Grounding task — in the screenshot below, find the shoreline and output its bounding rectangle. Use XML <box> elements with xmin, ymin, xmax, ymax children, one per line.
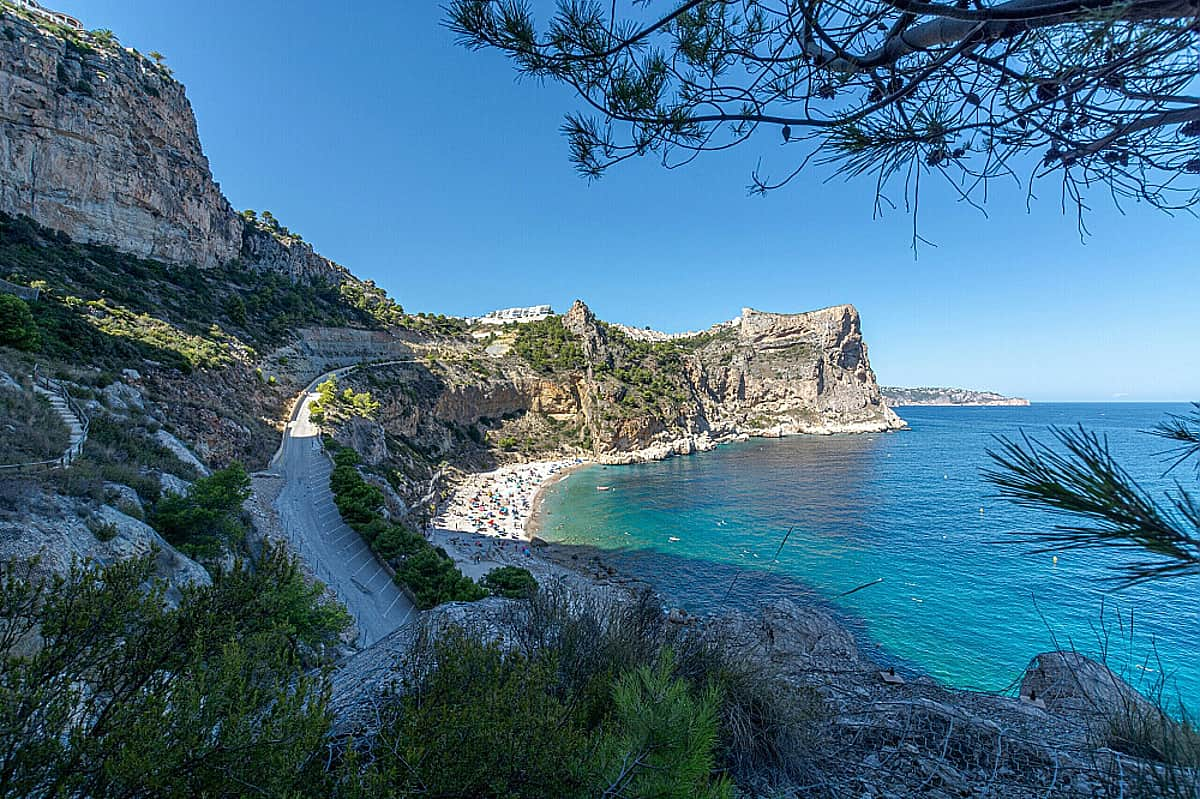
<box><xmin>431</xmin><ymin>458</ymin><xmax>590</xmax><ymax>543</ymax></box>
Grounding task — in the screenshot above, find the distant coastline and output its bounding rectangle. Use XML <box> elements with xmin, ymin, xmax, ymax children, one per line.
<box><xmin>882</xmin><ymin>386</ymin><xmax>1030</xmax><ymax>407</ymax></box>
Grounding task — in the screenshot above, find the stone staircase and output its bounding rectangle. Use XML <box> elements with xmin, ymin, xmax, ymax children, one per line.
<box><xmin>32</xmin><ymin>381</ymin><xmax>86</xmax><ymax>463</ymax></box>
<box><xmin>0</xmin><ymin>366</ymin><xmax>89</xmax><ymax>473</ymax></box>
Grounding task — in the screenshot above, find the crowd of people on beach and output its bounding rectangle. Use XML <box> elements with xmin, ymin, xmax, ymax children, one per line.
<box><xmin>432</xmin><ymin>459</ymin><xmax>581</xmax><ymax>540</ymax></box>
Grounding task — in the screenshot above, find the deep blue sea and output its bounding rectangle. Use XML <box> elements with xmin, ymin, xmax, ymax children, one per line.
<box><xmin>537</xmin><ymin>404</ymin><xmax>1199</xmax><ymax>710</ymax></box>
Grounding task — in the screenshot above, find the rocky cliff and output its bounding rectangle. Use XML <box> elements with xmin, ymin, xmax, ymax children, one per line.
<box><xmin>331</xmin><ymin>300</ymin><xmax>903</xmax><ymax>484</ymax></box>
<box><xmin>0</xmin><ymin>7</ymin><xmax>341</xmax><ymax>278</ymax></box>
<box><xmin>883</xmin><ymin>386</ymin><xmax>1031</xmax><ymax>407</ymax></box>
<box><xmin>560</xmin><ymin>300</ymin><xmax>904</xmax><ymax>460</ymax></box>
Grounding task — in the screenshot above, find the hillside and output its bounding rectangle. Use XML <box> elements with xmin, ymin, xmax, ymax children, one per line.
<box><xmin>883</xmin><ymin>386</ymin><xmax>1031</xmax><ymax>407</ymax></box>
<box><xmin>0</xmin><ymin>7</ymin><xmax>1190</xmax><ymax>799</ymax></box>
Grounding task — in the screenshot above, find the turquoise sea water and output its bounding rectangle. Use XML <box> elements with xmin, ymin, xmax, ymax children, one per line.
<box><xmin>537</xmin><ymin>404</ymin><xmax>1199</xmax><ymax>709</ymax></box>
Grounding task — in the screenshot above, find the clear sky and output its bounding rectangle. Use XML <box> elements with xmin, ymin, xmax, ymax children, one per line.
<box><xmin>53</xmin><ymin>0</ymin><xmax>1199</xmax><ymax>401</ymax></box>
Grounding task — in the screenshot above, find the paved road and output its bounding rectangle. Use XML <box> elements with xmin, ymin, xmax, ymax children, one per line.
<box><xmin>271</xmin><ymin>367</ymin><xmax>415</xmax><ymax>647</ymax></box>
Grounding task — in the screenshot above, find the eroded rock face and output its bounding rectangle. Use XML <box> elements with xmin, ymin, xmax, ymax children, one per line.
<box><xmin>564</xmin><ymin>300</ymin><xmax>904</xmax><ymax>459</ymax></box>
<box><xmin>690</xmin><ymin>305</ymin><xmax>905</xmax><ymax>436</ymax></box>
<box><xmin>0</xmin><ymin>13</ymin><xmax>342</xmax><ymax>279</ymax></box>
<box><xmin>0</xmin><ymin>490</ymin><xmax>210</xmax><ymax>605</ymax></box>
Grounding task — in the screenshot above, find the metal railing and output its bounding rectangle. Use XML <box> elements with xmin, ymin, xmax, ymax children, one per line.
<box><xmin>0</xmin><ymin>364</ymin><xmax>89</xmax><ymax>474</ymax></box>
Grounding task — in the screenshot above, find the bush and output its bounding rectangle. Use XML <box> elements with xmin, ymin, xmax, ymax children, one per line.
<box><xmin>150</xmin><ymin>462</ymin><xmax>251</xmax><ymax>558</ymax></box>
<box><xmin>482</xmin><ymin>565</ymin><xmax>539</xmax><ymax>599</ymax></box>
<box><xmin>357</xmin><ymin>630</ymin><xmax>732</xmax><ymax>799</ymax></box>
<box><xmin>395</xmin><ymin>547</ymin><xmax>487</xmax><ymax>609</ymax></box>
<box><xmin>311</xmin><ymin>375</ymin><xmax>379</xmax><ymax>423</ymax></box>
<box><xmin>0</xmin><ymin>546</ymin><xmax>347</xmax><ymax>797</ymax></box>
<box><xmin>0</xmin><ymin>294</ymin><xmax>40</xmax><ymax>351</ymax></box>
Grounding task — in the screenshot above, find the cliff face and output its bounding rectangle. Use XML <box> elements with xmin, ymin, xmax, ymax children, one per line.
<box><xmin>414</xmin><ymin>301</ymin><xmax>905</xmax><ymax>464</ymax></box>
<box><xmin>688</xmin><ymin>305</ymin><xmax>904</xmax><ymax>436</ymax></box>
<box><xmin>0</xmin><ymin>10</ymin><xmax>340</xmax><ymax>278</ymax></box>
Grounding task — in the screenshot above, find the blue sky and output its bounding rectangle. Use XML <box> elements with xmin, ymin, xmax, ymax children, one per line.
<box><xmin>54</xmin><ymin>0</ymin><xmax>1199</xmax><ymax>401</ymax></box>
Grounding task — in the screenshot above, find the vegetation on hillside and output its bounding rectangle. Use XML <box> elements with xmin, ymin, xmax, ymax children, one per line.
<box><xmin>0</xmin><ymin>295</ymin><xmax>39</xmax><ymax>351</ymax></box>
<box><xmin>150</xmin><ymin>463</ymin><xmax>253</xmax><ymax>559</ymax></box>
<box><xmin>482</xmin><ymin>564</ymin><xmax>539</xmax><ymax>598</ymax></box>
<box><xmin>0</xmin><ymin>557</ymin><xmax>823</xmax><ymax>798</ymax></box>
<box><xmin>0</xmin><ymin>379</ymin><xmax>68</xmax><ymax>464</ymax></box>
<box><xmin>596</xmin><ymin>323</ymin><xmax>694</xmax><ymax>409</ymax></box>
<box><xmin>309</xmin><ymin>375</ymin><xmax>380</xmax><ymax>425</ymax></box>
<box><xmin>0</xmin><ymin>212</ymin><xmax>453</xmax><ymax>376</ymax></box>
<box><xmin>357</xmin><ymin>630</ymin><xmax>732</xmax><ymax>798</ymax></box>
<box><xmin>0</xmin><ymin>547</ymin><xmax>349</xmax><ymax>798</ymax></box>
<box><xmin>512</xmin><ymin>316</ymin><xmax>585</xmax><ymax>372</ymax></box>
<box><xmin>326</xmin><ymin>443</ymin><xmax>486</xmax><ymax>608</ymax></box>
<box><xmin>46</xmin><ymin>409</ymin><xmax>201</xmax><ymax>507</ymax></box>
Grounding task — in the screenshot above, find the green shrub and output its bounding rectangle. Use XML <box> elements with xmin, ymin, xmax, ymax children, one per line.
<box><xmin>150</xmin><ymin>462</ymin><xmax>251</xmax><ymax>558</ymax></box>
<box><xmin>311</xmin><ymin>376</ymin><xmax>380</xmax><ymax>422</ymax></box>
<box><xmin>0</xmin><ymin>546</ymin><xmax>347</xmax><ymax>797</ymax></box>
<box><xmin>0</xmin><ymin>294</ymin><xmax>40</xmax><ymax>351</ymax></box>
<box><xmin>357</xmin><ymin>630</ymin><xmax>732</xmax><ymax>798</ymax></box>
<box><xmin>327</xmin><ymin>444</ymin><xmax>483</xmax><ymax>608</ymax></box>
<box><xmin>395</xmin><ymin>547</ymin><xmax>487</xmax><ymax>609</ymax></box>
<box><xmin>482</xmin><ymin>565</ymin><xmax>538</xmax><ymax>599</ymax></box>
<box><xmin>90</xmin><ymin>520</ymin><xmax>119</xmax><ymax>542</ymax></box>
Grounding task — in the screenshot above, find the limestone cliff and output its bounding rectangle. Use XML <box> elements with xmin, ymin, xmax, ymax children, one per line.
<box><xmin>0</xmin><ymin>7</ymin><xmax>341</xmax><ymax>278</ymax></box>
<box><xmin>882</xmin><ymin>386</ymin><xmax>1031</xmax><ymax>407</ymax></box>
<box><xmin>558</xmin><ymin>300</ymin><xmax>904</xmax><ymax>460</ymax></box>
<box><xmin>689</xmin><ymin>305</ymin><xmax>905</xmax><ymax>436</ymax></box>
<box><xmin>331</xmin><ymin>300</ymin><xmax>903</xmax><ymax>484</ymax></box>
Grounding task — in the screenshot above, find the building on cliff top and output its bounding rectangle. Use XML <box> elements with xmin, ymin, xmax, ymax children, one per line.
<box><xmin>8</xmin><ymin>0</ymin><xmax>82</xmax><ymax>29</ymax></box>
<box><xmin>469</xmin><ymin>306</ymin><xmax>554</xmax><ymax>326</ymax></box>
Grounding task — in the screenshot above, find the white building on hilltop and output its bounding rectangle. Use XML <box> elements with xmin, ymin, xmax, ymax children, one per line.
<box><xmin>469</xmin><ymin>305</ymin><xmax>554</xmax><ymax>326</ymax></box>
<box><xmin>9</xmin><ymin>0</ymin><xmax>83</xmax><ymax>29</ymax></box>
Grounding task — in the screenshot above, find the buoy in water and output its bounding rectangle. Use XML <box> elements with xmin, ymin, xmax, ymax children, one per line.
<box><xmin>1053</xmin><ymin>555</ymin><xmax>1059</xmax><ymax>565</ymax></box>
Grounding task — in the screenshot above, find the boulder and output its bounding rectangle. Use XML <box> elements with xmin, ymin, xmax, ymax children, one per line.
<box><xmin>154</xmin><ymin>429</ymin><xmax>211</xmax><ymax>476</ymax></box>
<box><xmin>1020</xmin><ymin>651</ymin><xmax>1159</xmax><ymax>721</ymax></box>
<box><xmin>0</xmin><ymin>492</ymin><xmax>210</xmax><ymax>605</ymax></box>
<box><xmin>102</xmin><ymin>381</ymin><xmax>145</xmax><ymax>412</ymax></box>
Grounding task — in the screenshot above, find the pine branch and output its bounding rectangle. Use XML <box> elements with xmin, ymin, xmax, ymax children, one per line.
<box><xmin>984</xmin><ymin>425</ymin><xmax>1200</xmax><ymax>586</ymax></box>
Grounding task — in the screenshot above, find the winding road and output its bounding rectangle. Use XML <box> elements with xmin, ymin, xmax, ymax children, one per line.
<box><xmin>270</xmin><ymin>366</ymin><xmax>415</xmax><ymax>647</ymax></box>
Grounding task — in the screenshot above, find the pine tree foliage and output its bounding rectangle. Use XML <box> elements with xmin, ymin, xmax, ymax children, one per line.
<box><xmin>448</xmin><ymin>0</ymin><xmax>1200</xmax><ymax>227</ymax></box>
<box><xmin>985</xmin><ymin>416</ymin><xmax>1200</xmax><ymax>585</ymax></box>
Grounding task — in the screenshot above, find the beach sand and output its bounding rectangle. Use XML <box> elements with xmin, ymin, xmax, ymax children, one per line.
<box><xmin>429</xmin><ymin>459</ymin><xmax>591</xmax><ymax>580</ymax></box>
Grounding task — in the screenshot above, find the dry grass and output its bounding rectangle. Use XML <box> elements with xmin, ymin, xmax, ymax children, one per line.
<box><xmin>0</xmin><ymin>379</ymin><xmax>68</xmax><ymax>465</ymax></box>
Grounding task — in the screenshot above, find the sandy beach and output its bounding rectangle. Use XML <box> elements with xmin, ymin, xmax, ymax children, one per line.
<box><xmin>429</xmin><ymin>459</ymin><xmax>592</xmax><ymax>580</ymax></box>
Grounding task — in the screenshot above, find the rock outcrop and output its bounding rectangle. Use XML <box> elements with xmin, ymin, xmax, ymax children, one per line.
<box><xmin>563</xmin><ymin>300</ymin><xmax>904</xmax><ymax>460</ymax></box>
<box><xmin>0</xmin><ymin>10</ymin><xmax>343</xmax><ymax>279</ymax></box>
<box><xmin>0</xmin><ymin>490</ymin><xmax>210</xmax><ymax>605</ymax></box>
<box><xmin>689</xmin><ymin>305</ymin><xmax>906</xmax><ymax>437</ymax></box>
<box><xmin>1020</xmin><ymin>651</ymin><xmax>1159</xmax><ymax>721</ymax></box>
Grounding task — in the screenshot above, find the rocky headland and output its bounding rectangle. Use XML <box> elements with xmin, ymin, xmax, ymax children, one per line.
<box><xmin>0</xmin><ymin>7</ymin><xmax>1190</xmax><ymax>799</ymax></box>
<box><xmin>883</xmin><ymin>386</ymin><xmax>1031</xmax><ymax>406</ymax></box>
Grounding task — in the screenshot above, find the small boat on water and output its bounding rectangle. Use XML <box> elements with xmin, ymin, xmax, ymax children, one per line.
<box><xmin>668</xmin><ymin>536</ymin><xmax>681</xmax><ymax>543</ymax></box>
<box><xmin>597</xmin><ymin>486</ymin><xmax>612</xmax><ymax>491</ymax></box>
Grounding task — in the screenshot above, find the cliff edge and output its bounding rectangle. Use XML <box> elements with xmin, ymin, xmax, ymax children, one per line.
<box><xmin>0</xmin><ymin>6</ymin><xmax>342</xmax><ymax>279</ymax></box>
